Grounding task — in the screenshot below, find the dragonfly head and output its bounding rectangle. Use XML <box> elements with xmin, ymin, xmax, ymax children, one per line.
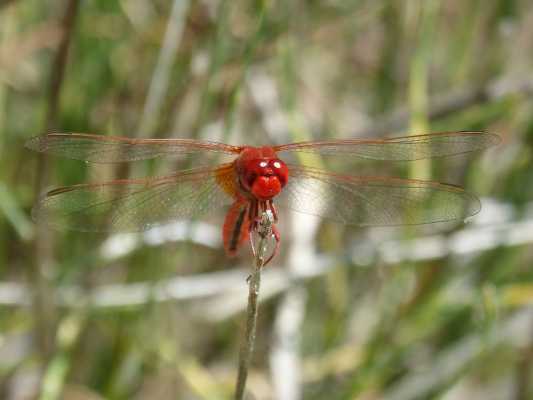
<box><xmin>240</xmin><ymin>157</ymin><xmax>289</xmax><ymax>201</ymax></box>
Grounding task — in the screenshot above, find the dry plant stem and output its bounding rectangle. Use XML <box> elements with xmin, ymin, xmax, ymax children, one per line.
<box><xmin>32</xmin><ymin>0</ymin><xmax>80</xmax><ymax>357</ymax></box>
<box><xmin>234</xmin><ymin>212</ymin><xmax>273</xmax><ymax>400</ymax></box>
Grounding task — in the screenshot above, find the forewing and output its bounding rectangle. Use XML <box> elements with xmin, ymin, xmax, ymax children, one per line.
<box><xmin>275</xmin><ymin>131</ymin><xmax>500</xmax><ymax>161</ymax></box>
<box><xmin>281</xmin><ymin>165</ymin><xmax>480</xmax><ymax>226</ymax></box>
<box><xmin>33</xmin><ymin>164</ymin><xmax>238</xmax><ymax>232</ymax></box>
<box><xmin>26</xmin><ymin>133</ymin><xmax>242</xmax><ymax>163</ymax></box>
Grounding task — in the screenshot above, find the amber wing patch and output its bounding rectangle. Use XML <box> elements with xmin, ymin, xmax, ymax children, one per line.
<box><xmin>215</xmin><ymin>164</ymin><xmax>239</xmax><ymax>198</ymax></box>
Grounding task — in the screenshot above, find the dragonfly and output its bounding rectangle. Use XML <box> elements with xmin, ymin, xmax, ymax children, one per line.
<box><xmin>26</xmin><ymin>131</ymin><xmax>499</xmax><ymax>264</ymax></box>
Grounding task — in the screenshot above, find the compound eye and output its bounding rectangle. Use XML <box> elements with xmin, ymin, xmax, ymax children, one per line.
<box><xmin>245</xmin><ymin>172</ymin><xmax>257</xmax><ymax>188</ymax></box>
<box><xmin>272</xmin><ymin>161</ymin><xmax>281</xmax><ymax>169</ymax></box>
<box><xmin>259</xmin><ymin>161</ymin><xmax>268</xmax><ymax>168</ymax></box>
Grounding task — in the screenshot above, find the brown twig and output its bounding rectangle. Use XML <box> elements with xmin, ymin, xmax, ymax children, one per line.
<box><xmin>32</xmin><ymin>0</ymin><xmax>80</xmax><ymax>357</ymax></box>
<box><xmin>234</xmin><ymin>211</ymin><xmax>274</xmax><ymax>399</ymax></box>
<box><xmin>353</xmin><ymin>77</ymin><xmax>533</xmax><ymax>137</ymax></box>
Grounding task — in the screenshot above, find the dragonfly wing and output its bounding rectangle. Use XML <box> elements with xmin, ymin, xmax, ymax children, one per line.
<box><xmin>275</xmin><ymin>131</ymin><xmax>500</xmax><ymax>161</ymax></box>
<box><xmin>26</xmin><ymin>133</ymin><xmax>242</xmax><ymax>163</ymax></box>
<box><xmin>280</xmin><ymin>165</ymin><xmax>480</xmax><ymax>226</ymax></box>
<box><xmin>33</xmin><ymin>164</ymin><xmax>238</xmax><ymax>232</ymax></box>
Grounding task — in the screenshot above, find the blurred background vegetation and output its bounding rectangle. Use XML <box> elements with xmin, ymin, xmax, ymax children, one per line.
<box><xmin>1</xmin><ymin>0</ymin><xmax>533</xmax><ymax>399</ymax></box>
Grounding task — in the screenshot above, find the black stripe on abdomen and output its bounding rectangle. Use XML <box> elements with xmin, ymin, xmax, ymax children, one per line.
<box><xmin>229</xmin><ymin>206</ymin><xmax>247</xmax><ymax>252</ymax></box>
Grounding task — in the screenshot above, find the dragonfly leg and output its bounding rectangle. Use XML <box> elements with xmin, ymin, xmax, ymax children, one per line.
<box><xmin>263</xmin><ymin>224</ymin><xmax>280</xmax><ymax>266</ymax></box>
<box><xmin>248</xmin><ymin>202</ymin><xmax>279</xmax><ymax>266</ymax></box>
<box><xmin>247</xmin><ymin>199</ymin><xmax>281</xmax><ymax>266</ymax></box>
<box><xmin>249</xmin><ymin>226</ymin><xmax>257</xmax><ymax>259</ymax></box>
<box><xmin>248</xmin><ymin>200</ymin><xmax>259</xmax><ymax>232</ymax></box>
<box><xmin>269</xmin><ymin>200</ymin><xmax>279</xmax><ymax>222</ymax></box>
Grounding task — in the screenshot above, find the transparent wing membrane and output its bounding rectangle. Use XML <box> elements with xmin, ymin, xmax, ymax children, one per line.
<box><xmin>282</xmin><ymin>165</ymin><xmax>480</xmax><ymax>226</ymax></box>
<box><xmin>275</xmin><ymin>131</ymin><xmax>499</xmax><ymax>161</ymax></box>
<box><xmin>33</xmin><ymin>165</ymin><xmax>237</xmax><ymax>232</ymax></box>
<box><xmin>26</xmin><ymin>133</ymin><xmax>242</xmax><ymax>163</ymax></box>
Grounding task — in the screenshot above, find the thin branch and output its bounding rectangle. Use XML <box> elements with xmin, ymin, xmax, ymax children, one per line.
<box><xmin>32</xmin><ymin>0</ymin><xmax>80</xmax><ymax>357</ymax></box>
<box><xmin>43</xmin><ymin>1</ymin><xmax>79</xmax><ymax>132</ymax></box>
<box><xmin>234</xmin><ymin>211</ymin><xmax>274</xmax><ymax>400</ymax></box>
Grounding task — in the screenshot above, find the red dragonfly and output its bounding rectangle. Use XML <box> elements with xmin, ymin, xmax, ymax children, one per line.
<box><xmin>27</xmin><ymin>131</ymin><xmax>499</xmax><ymax>264</ymax></box>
